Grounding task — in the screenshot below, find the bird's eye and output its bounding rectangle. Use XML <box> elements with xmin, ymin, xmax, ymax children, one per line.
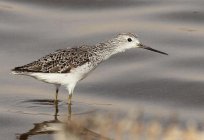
<box><xmin>127</xmin><ymin>38</ymin><xmax>132</xmax><ymax>42</ymax></box>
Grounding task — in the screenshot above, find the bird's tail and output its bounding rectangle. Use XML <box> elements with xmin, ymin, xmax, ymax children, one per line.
<box><xmin>11</xmin><ymin>67</ymin><xmax>28</xmax><ymax>75</ymax></box>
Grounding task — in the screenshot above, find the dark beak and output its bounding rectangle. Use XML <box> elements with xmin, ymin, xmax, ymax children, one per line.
<box><xmin>138</xmin><ymin>43</ymin><xmax>168</xmax><ymax>55</ymax></box>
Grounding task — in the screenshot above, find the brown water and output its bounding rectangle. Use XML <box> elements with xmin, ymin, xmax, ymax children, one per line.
<box><xmin>1</xmin><ymin>0</ymin><xmax>204</xmax><ymax>139</ymax></box>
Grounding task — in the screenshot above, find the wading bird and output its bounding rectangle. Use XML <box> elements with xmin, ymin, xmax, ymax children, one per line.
<box><xmin>12</xmin><ymin>33</ymin><xmax>167</xmax><ymax>104</ymax></box>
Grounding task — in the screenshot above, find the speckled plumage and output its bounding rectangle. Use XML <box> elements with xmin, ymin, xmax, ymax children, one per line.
<box><xmin>13</xmin><ymin>45</ymin><xmax>115</xmax><ymax>74</ymax></box>
<box><xmin>13</xmin><ymin>47</ymin><xmax>90</xmax><ymax>73</ymax></box>
<box><xmin>12</xmin><ymin>33</ymin><xmax>139</xmax><ymax>74</ymax></box>
<box><xmin>12</xmin><ymin>33</ymin><xmax>167</xmax><ymax>104</ymax></box>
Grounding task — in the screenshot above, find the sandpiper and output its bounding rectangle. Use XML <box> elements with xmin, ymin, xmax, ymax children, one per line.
<box><xmin>12</xmin><ymin>33</ymin><xmax>167</xmax><ymax>104</ymax></box>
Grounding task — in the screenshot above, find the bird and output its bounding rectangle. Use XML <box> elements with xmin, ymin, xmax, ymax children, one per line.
<box><xmin>12</xmin><ymin>33</ymin><xmax>167</xmax><ymax>105</ymax></box>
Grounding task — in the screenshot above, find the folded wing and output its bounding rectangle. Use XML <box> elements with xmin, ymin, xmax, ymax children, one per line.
<box><xmin>12</xmin><ymin>47</ymin><xmax>90</xmax><ymax>74</ymax></box>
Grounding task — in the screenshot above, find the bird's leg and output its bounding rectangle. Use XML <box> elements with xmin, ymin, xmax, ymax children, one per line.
<box><xmin>68</xmin><ymin>103</ymin><xmax>72</xmax><ymax>121</ymax></box>
<box><xmin>67</xmin><ymin>83</ymin><xmax>76</xmax><ymax>105</ymax></box>
<box><xmin>68</xmin><ymin>94</ymin><xmax>72</xmax><ymax>105</ymax></box>
<box><xmin>54</xmin><ymin>100</ymin><xmax>59</xmax><ymax>120</ymax></box>
<box><xmin>54</xmin><ymin>85</ymin><xmax>60</xmax><ymax>104</ymax></box>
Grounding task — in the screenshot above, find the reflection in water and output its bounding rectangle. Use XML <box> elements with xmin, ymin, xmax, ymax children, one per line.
<box><xmin>16</xmin><ymin>102</ymin><xmax>62</xmax><ymax>140</ymax></box>
<box><xmin>16</xmin><ymin>101</ymin><xmax>110</xmax><ymax>140</ymax></box>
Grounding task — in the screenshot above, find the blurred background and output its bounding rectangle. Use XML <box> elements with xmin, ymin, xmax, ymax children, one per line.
<box><xmin>0</xmin><ymin>0</ymin><xmax>204</xmax><ymax>139</ymax></box>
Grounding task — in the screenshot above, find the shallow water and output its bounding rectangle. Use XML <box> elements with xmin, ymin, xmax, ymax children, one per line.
<box><xmin>1</xmin><ymin>0</ymin><xmax>204</xmax><ymax>139</ymax></box>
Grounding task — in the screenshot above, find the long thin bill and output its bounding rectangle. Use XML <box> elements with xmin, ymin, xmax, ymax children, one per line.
<box><xmin>138</xmin><ymin>43</ymin><xmax>168</xmax><ymax>55</ymax></box>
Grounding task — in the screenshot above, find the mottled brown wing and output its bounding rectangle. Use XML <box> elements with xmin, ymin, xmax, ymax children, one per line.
<box><xmin>12</xmin><ymin>48</ymin><xmax>90</xmax><ymax>73</ymax></box>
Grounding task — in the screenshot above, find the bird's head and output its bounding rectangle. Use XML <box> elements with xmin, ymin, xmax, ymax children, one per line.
<box><xmin>111</xmin><ymin>33</ymin><xmax>168</xmax><ymax>55</ymax></box>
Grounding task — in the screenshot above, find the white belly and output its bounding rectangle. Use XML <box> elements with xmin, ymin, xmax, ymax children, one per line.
<box><xmin>29</xmin><ymin>63</ymin><xmax>94</xmax><ymax>86</ymax></box>
<box><xmin>29</xmin><ymin>72</ymin><xmax>81</xmax><ymax>85</ymax></box>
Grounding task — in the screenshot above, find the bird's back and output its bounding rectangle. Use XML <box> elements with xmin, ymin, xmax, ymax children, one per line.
<box><xmin>12</xmin><ymin>46</ymin><xmax>91</xmax><ymax>74</ymax></box>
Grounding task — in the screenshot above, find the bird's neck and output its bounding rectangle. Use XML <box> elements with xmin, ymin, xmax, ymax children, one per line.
<box><xmin>92</xmin><ymin>42</ymin><xmax>120</xmax><ymax>61</ymax></box>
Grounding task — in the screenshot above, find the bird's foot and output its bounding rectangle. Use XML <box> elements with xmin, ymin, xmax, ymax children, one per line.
<box><xmin>54</xmin><ymin>99</ymin><xmax>58</xmax><ymax>105</ymax></box>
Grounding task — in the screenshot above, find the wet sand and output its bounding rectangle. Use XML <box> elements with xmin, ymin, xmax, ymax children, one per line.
<box><xmin>1</xmin><ymin>0</ymin><xmax>204</xmax><ymax>139</ymax></box>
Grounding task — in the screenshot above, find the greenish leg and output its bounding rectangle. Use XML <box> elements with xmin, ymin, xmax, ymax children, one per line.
<box><xmin>54</xmin><ymin>100</ymin><xmax>59</xmax><ymax>120</ymax></box>
<box><xmin>54</xmin><ymin>86</ymin><xmax>59</xmax><ymax>104</ymax></box>
<box><xmin>68</xmin><ymin>94</ymin><xmax>72</xmax><ymax>105</ymax></box>
<box><xmin>68</xmin><ymin>103</ymin><xmax>72</xmax><ymax>121</ymax></box>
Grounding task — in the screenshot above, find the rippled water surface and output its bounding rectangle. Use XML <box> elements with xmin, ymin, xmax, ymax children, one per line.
<box><xmin>1</xmin><ymin>0</ymin><xmax>204</xmax><ymax>139</ymax></box>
